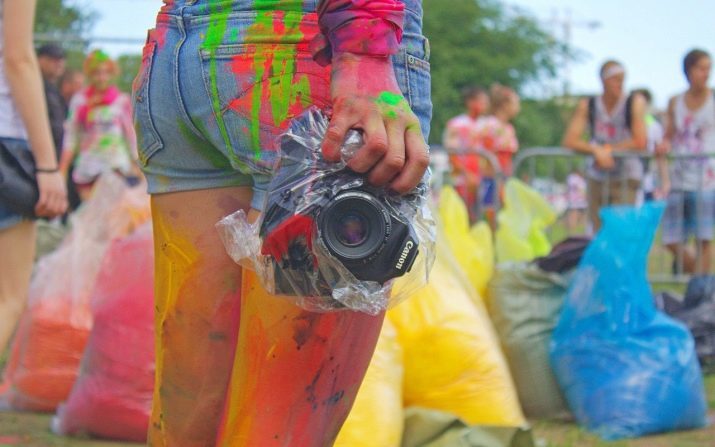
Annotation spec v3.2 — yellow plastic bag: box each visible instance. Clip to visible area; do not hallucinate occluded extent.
[496,179,556,263]
[334,319,403,447]
[388,239,526,427]
[438,186,494,297]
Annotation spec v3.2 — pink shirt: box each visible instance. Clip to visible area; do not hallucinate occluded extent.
[64,87,137,184]
[475,115,519,176]
[443,114,482,179]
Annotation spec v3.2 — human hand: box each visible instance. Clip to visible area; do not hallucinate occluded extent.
[593,144,615,170]
[35,171,68,217]
[655,139,671,156]
[322,53,429,194]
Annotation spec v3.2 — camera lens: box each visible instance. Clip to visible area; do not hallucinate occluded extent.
[320,191,391,262]
[336,213,369,246]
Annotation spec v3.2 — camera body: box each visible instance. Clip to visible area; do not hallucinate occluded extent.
[260,168,419,297]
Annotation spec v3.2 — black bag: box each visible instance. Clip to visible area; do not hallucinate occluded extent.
[0,139,38,217]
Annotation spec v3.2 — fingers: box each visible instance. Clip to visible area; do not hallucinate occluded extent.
[34,175,68,218]
[366,122,405,186]
[34,187,50,217]
[325,93,428,195]
[391,124,430,194]
[322,99,358,162]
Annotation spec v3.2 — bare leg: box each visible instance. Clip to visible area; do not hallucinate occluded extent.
[696,240,711,274]
[216,270,384,447]
[0,221,36,353]
[666,243,697,274]
[150,186,384,447]
[148,187,251,447]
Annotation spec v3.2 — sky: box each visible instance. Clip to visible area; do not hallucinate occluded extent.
[94,0,714,109]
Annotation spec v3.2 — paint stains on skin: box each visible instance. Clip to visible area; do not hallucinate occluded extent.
[292,312,321,350]
[376,90,411,120]
[215,270,385,446]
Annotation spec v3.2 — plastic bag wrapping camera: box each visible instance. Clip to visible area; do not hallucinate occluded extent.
[217,108,436,315]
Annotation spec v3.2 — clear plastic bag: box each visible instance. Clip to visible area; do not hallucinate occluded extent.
[217,107,436,315]
[0,174,151,411]
[53,223,154,442]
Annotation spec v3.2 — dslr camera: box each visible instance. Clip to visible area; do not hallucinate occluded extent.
[259,122,420,298]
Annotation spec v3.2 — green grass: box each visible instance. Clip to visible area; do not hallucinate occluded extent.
[530,375,715,447]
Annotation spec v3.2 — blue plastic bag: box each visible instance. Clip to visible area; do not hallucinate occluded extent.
[550,202,708,440]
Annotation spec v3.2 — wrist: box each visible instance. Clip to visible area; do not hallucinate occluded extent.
[36,166,60,174]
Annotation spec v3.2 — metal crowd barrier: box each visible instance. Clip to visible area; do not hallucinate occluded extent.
[429,145,505,223]
[513,147,715,284]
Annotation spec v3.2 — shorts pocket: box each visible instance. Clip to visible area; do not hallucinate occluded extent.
[393,35,432,140]
[199,43,331,174]
[132,33,164,166]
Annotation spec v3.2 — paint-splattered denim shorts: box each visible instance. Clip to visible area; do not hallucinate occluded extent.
[133,0,431,210]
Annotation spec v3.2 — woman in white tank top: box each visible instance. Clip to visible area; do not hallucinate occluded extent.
[658,49,715,274]
[0,0,68,353]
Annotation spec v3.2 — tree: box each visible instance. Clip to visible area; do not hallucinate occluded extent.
[116,54,142,93]
[35,0,95,44]
[423,0,570,147]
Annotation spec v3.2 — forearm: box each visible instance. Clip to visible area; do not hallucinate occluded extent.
[313,0,405,64]
[5,56,58,169]
[565,139,598,155]
[612,137,646,152]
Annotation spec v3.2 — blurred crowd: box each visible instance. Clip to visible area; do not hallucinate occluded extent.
[37,44,139,210]
[443,49,714,275]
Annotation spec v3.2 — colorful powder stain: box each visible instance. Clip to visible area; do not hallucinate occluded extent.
[201,0,330,165]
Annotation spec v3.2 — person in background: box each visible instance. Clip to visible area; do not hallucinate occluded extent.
[0,0,68,353]
[59,68,84,110]
[562,60,647,231]
[632,88,664,203]
[59,50,138,201]
[57,68,85,212]
[477,84,520,176]
[37,43,66,161]
[443,86,490,222]
[657,49,714,274]
[474,83,521,228]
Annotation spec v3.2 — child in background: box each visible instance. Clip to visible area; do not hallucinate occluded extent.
[443,86,490,222]
[475,84,521,227]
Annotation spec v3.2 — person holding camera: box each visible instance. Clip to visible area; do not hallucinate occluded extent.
[0,0,68,353]
[134,0,430,445]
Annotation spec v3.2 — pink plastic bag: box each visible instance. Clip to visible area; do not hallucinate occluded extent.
[53,223,155,442]
[0,174,151,411]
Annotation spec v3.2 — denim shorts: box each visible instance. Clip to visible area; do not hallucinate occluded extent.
[0,137,30,230]
[133,0,432,210]
[662,189,715,244]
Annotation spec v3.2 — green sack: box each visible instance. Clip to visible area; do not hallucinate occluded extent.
[402,408,534,447]
[486,263,571,419]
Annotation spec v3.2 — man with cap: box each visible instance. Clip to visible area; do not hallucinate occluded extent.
[37,43,67,161]
[562,60,648,231]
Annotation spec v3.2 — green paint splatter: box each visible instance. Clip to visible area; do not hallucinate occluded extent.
[179,121,233,169]
[246,2,307,156]
[230,27,239,42]
[202,0,236,163]
[377,91,403,106]
[376,91,410,120]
